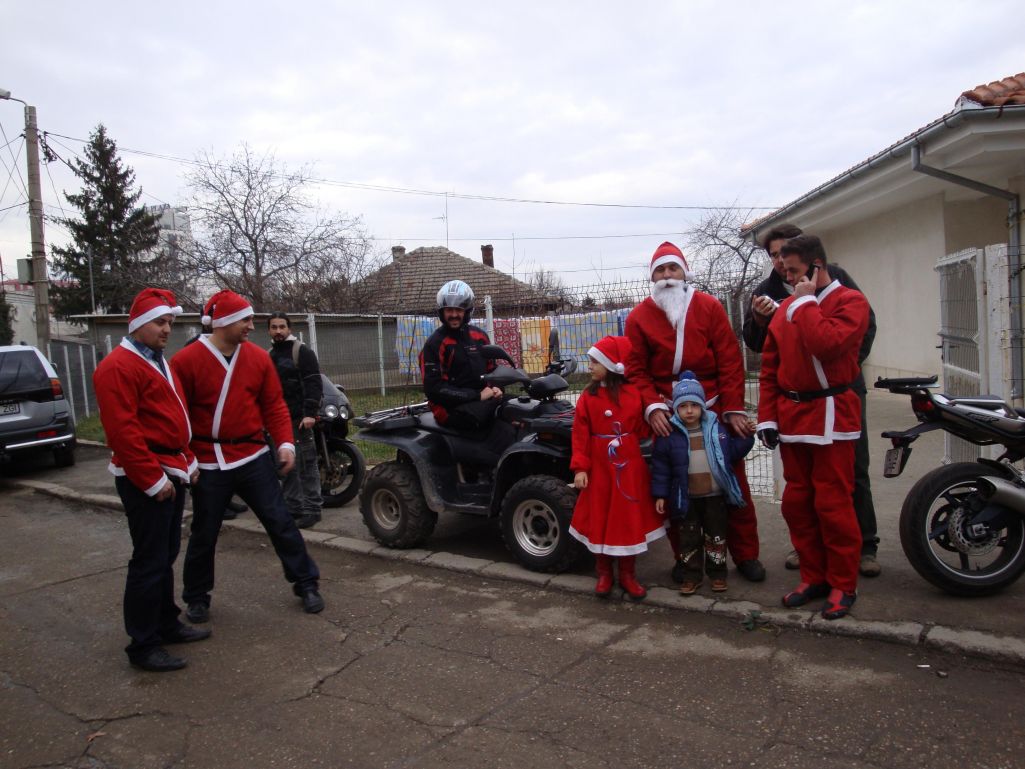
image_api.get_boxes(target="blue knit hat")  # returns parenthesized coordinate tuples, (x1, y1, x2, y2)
(672, 371, 706, 411)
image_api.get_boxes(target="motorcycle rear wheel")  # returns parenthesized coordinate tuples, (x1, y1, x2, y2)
(899, 462, 1025, 596)
(320, 439, 367, 508)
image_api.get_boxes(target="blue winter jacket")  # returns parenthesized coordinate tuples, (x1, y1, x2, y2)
(650, 411, 755, 520)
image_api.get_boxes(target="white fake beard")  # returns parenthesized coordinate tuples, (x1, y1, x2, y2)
(650, 278, 689, 328)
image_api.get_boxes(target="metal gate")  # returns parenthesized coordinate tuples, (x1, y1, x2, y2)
(935, 248, 985, 463)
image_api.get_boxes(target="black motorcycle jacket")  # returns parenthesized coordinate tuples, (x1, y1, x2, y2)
(419, 323, 495, 423)
(269, 338, 324, 420)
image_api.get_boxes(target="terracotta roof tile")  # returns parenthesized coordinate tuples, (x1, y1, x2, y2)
(960, 72, 1025, 107)
(359, 245, 559, 315)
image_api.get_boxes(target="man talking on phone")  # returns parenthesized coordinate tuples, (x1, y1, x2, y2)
(743, 224, 881, 578)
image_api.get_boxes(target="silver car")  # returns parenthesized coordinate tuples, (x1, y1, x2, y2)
(0, 345, 77, 467)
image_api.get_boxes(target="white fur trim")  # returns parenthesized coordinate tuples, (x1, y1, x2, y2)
(644, 402, 670, 421)
(587, 346, 624, 375)
(201, 315, 212, 326)
(786, 294, 817, 322)
(128, 304, 182, 333)
(650, 253, 686, 277)
(211, 305, 254, 328)
(569, 524, 667, 555)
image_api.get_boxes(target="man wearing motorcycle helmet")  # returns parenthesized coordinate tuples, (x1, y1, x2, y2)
(419, 280, 502, 431)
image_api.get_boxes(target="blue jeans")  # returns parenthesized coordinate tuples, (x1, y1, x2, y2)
(282, 424, 322, 517)
(182, 452, 319, 606)
(116, 476, 186, 660)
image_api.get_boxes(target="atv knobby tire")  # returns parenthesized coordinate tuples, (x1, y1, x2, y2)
(501, 474, 583, 573)
(360, 461, 436, 548)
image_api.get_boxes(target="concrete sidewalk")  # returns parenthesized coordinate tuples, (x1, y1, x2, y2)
(3, 389, 1024, 663)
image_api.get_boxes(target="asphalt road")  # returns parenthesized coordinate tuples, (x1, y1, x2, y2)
(2, 489, 1024, 769)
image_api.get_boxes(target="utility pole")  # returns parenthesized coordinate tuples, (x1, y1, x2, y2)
(0, 89, 49, 348)
(24, 105, 50, 348)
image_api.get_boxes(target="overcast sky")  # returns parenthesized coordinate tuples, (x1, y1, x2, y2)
(1, 1, 1022, 291)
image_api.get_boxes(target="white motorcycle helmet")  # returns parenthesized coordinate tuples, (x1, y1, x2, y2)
(436, 280, 475, 324)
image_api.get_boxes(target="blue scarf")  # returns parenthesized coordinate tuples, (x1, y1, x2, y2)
(670, 411, 745, 507)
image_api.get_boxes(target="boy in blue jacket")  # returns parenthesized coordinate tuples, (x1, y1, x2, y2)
(651, 371, 755, 595)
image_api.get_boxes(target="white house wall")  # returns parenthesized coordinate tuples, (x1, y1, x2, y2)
(817, 195, 946, 382)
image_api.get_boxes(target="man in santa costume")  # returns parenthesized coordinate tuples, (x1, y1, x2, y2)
(625, 242, 764, 583)
(172, 289, 324, 622)
(93, 288, 207, 672)
(756, 235, 870, 620)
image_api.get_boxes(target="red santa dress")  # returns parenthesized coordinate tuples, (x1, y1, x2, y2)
(94, 337, 197, 495)
(625, 288, 760, 563)
(757, 280, 870, 592)
(170, 336, 294, 470)
(569, 383, 665, 555)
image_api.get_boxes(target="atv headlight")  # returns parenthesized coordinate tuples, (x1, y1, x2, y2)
(324, 404, 340, 419)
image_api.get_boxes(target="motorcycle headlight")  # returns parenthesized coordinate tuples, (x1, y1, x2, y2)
(324, 404, 340, 420)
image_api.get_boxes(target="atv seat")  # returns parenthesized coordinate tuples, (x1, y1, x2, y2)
(417, 411, 516, 467)
(415, 411, 466, 437)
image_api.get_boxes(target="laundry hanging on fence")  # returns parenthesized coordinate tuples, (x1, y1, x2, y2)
(491, 319, 523, 367)
(519, 317, 551, 374)
(395, 315, 438, 377)
(557, 311, 621, 364)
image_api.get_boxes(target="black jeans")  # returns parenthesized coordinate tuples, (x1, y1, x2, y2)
(182, 452, 320, 607)
(116, 476, 186, 661)
(854, 388, 879, 555)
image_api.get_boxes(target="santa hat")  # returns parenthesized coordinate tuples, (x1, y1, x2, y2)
(587, 335, 627, 376)
(128, 288, 182, 333)
(672, 370, 706, 411)
(650, 241, 696, 281)
(201, 289, 254, 328)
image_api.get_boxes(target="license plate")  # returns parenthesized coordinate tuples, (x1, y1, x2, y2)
(883, 446, 907, 478)
(0, 402, 19, 415)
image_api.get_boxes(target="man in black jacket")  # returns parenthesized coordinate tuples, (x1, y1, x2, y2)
(268, 313, 324, 529)
(743, 224, 882, 577)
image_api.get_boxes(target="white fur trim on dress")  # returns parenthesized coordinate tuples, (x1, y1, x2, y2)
(128, 304, 182, 333)
(588, 346, 625, 375)
(569, 524, 667, 556)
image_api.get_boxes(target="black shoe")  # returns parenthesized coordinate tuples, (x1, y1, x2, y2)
(782, 581, 831, 608)
(670, 557, 686, 584)
(185, 602, 209, 624)
(295, 513, 321, 529)
(736, 559, 766, 582)
(162, 624, 212, 644)
(300, 587, 325, 614)
(130, 647, 186, 672)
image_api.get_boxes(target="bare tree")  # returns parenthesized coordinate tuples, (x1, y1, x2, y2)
(684, 207, 767, 332)
(182, 145, 373, 311)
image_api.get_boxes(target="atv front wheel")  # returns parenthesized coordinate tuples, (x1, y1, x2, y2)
(360, 461, 437, 548)
(500, 475, 583, 573)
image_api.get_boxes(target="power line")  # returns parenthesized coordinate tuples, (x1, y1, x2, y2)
(43, 130, 781, 212)
(368, 231, 684, 243)
(0, 121, 29, 200)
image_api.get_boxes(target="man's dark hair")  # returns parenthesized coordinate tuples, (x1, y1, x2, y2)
(780, 234, 827, 265)
(267, 312, 291, 329)
(759, 223, 803, 251)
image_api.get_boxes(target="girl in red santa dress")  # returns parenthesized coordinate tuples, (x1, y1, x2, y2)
(570, 335, 666, 600)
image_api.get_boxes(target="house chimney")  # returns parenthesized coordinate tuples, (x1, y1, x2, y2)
(481, 244, 494, 268)
(391, 245, 406, 261)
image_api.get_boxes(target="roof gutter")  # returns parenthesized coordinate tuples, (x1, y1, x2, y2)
(742, 104, 1025, 240)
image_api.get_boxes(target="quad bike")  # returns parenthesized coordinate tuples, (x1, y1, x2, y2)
(353, 348, 585, 573)
(876, 375, 1025, 596)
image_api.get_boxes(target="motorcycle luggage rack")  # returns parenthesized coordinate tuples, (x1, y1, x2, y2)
(354, 402, 428, 430)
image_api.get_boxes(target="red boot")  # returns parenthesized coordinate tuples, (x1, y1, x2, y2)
(595, 554, 614, 597)
(618, 556, 647, 601)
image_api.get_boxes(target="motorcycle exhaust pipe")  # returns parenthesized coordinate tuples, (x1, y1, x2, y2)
(977, 476, 1025, 515)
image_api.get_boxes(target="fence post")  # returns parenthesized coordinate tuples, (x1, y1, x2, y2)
(78, 344, 89, 417)
(104, 335, 112, 355)
(62, 344, 76, 423)
(306, 313, 318, 355)
(377, 313, 386, 396)
(484, 294, 494, 339)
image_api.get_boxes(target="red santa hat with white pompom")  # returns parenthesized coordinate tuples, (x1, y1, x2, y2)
(201, 289, 254, 328)
(650, 241, 695, 281)
(587, 335, 629, 376)
(127, 288, 182, 333)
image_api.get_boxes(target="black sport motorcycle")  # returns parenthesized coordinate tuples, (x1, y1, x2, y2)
(876, 376, 1025, 596)
(316, 375, 367, 508)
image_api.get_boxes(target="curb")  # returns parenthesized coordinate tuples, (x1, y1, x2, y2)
(9, 477, 1025, 667)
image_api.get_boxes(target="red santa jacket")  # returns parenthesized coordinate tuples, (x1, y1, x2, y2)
(171, 336, 294, 470)
(93, 338, 197, 495)
(757, 281, 870, 443)
(625, 289, 746, 421)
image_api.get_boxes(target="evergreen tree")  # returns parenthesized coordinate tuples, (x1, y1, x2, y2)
(50, 124, 160, 317)
(0, 294, 14, 344)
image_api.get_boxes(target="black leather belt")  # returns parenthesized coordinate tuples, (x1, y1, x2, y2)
(148, 443, 185, 456)
(783, 384, 850, 402)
